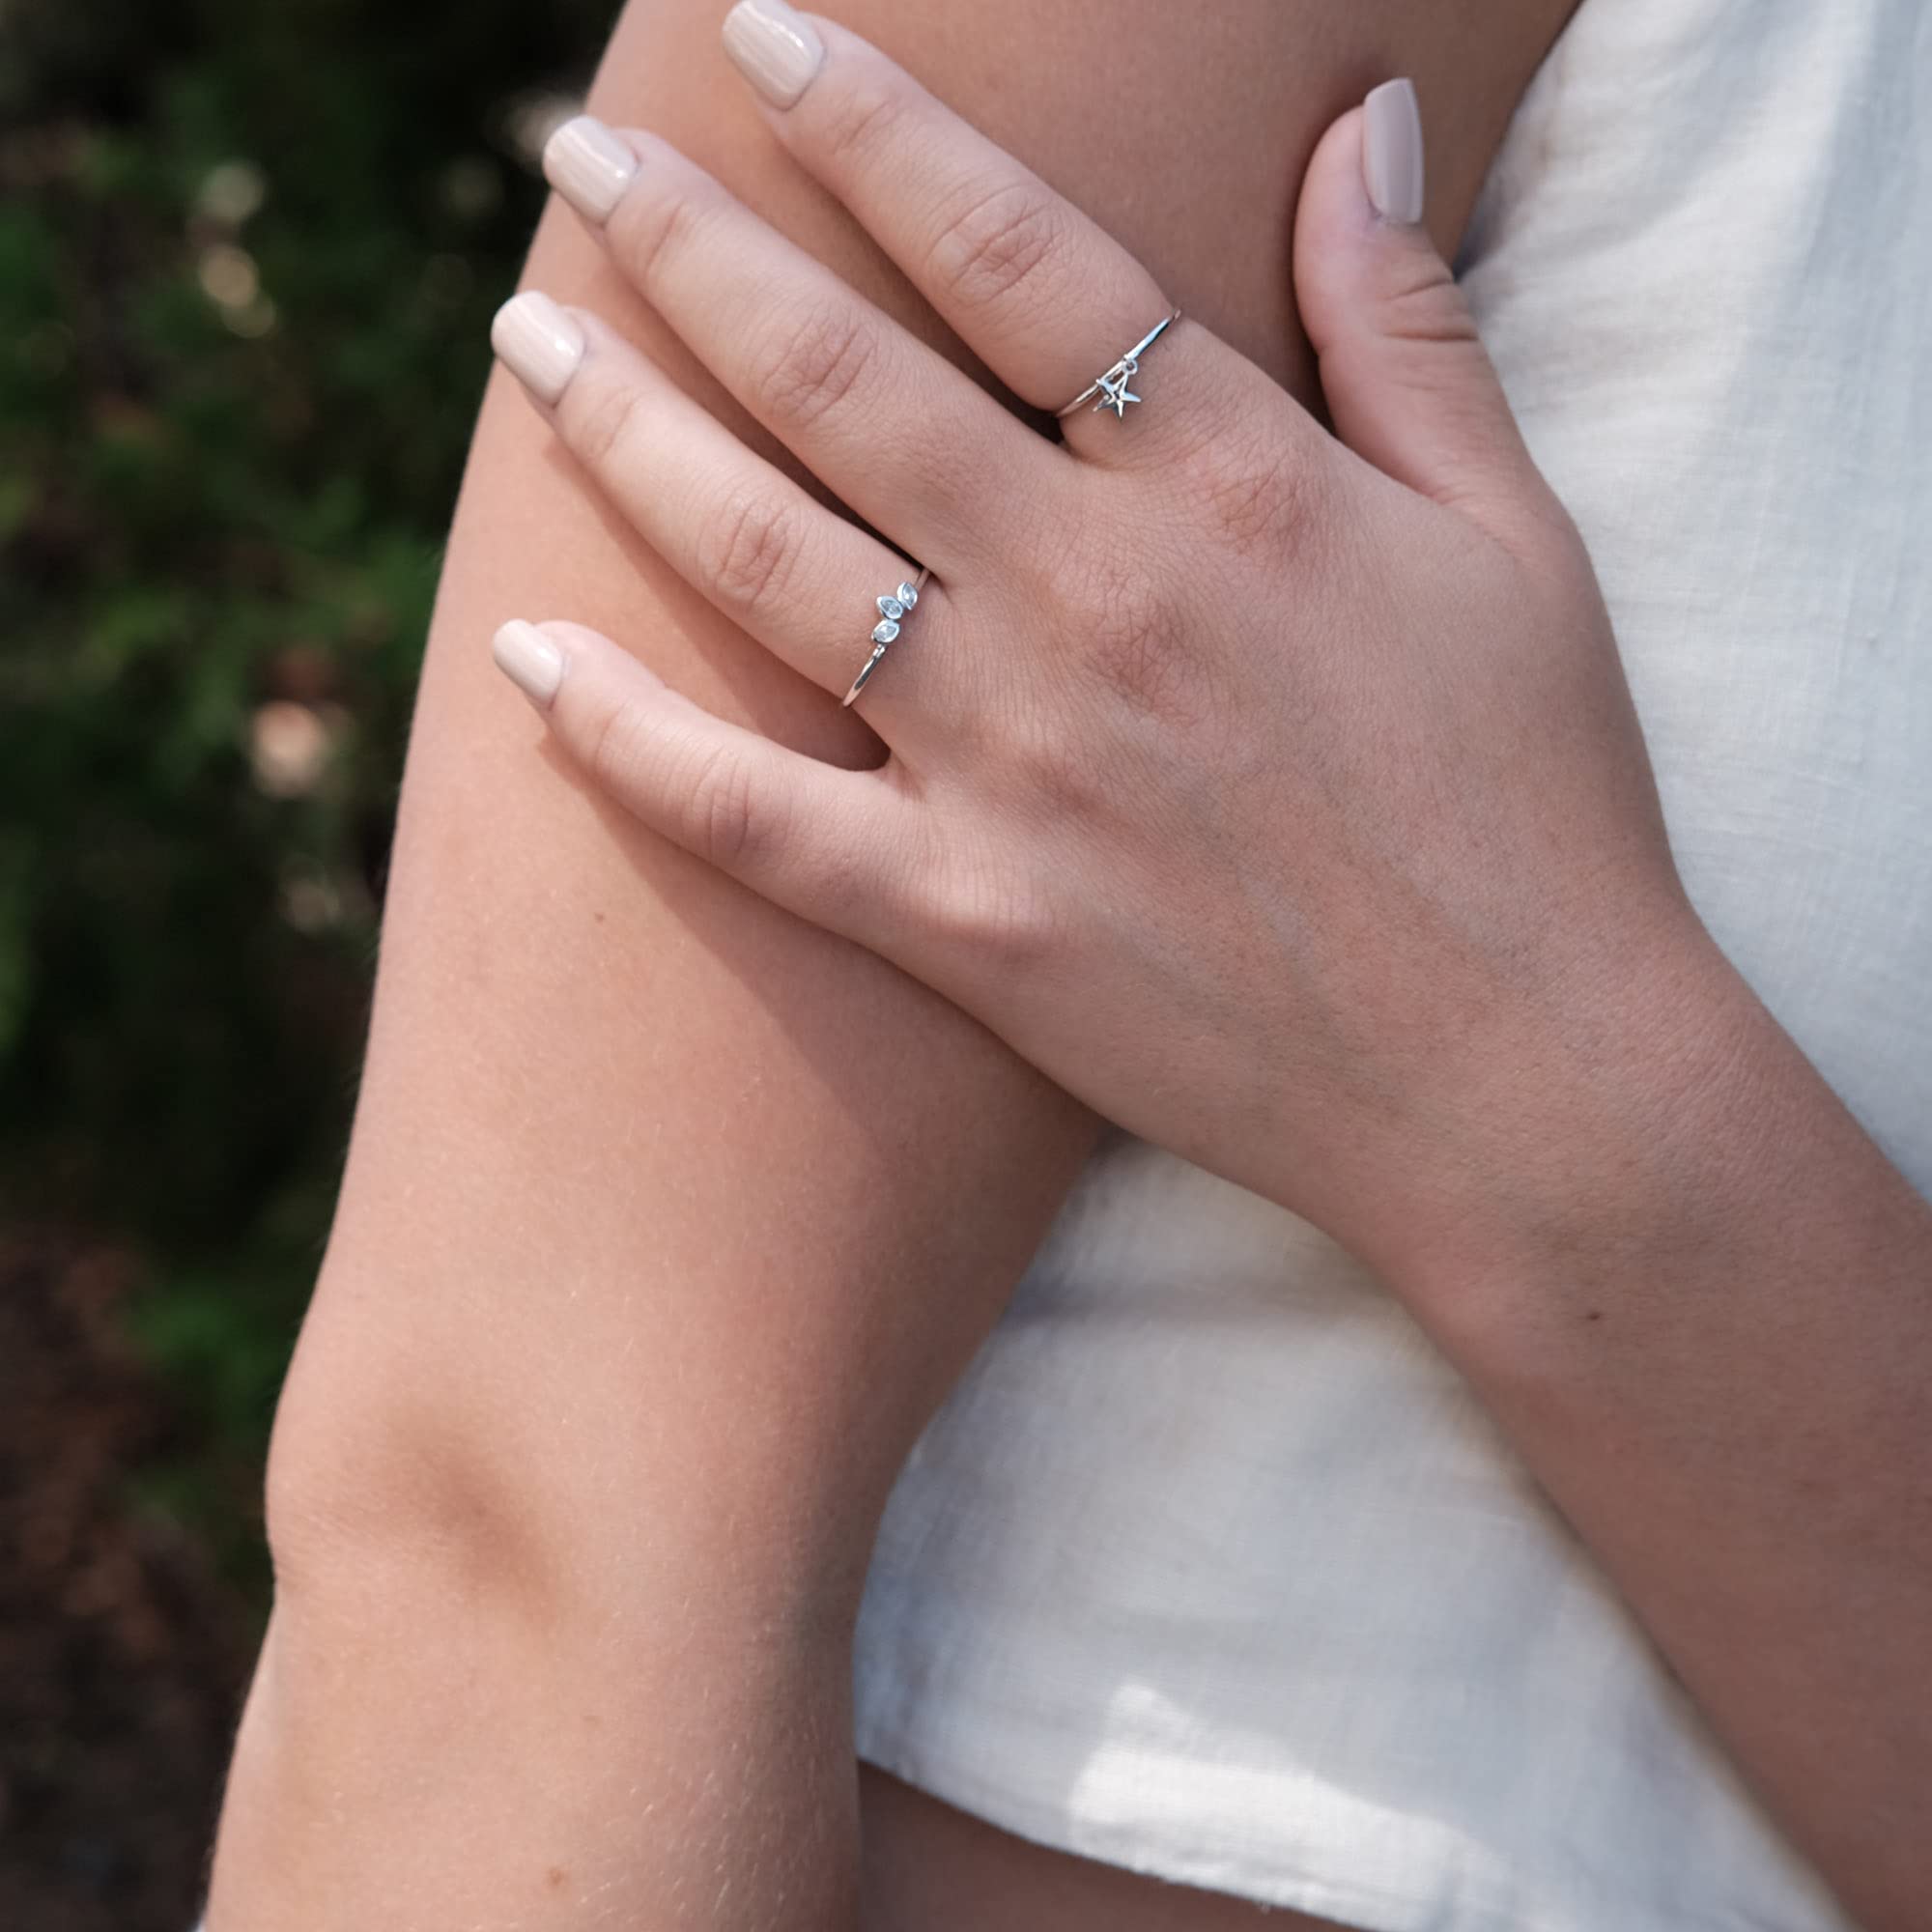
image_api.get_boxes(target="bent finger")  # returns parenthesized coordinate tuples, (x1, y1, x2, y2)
(491, 617, 928, 952)
(1294, 84, 1565, 552)
(711, 5, 1238, 463)
(535, 116, 1047, 567)
(490, 298, 954, 734)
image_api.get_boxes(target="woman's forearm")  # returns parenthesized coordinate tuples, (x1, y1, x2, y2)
(1397, 929, 1932, 1932)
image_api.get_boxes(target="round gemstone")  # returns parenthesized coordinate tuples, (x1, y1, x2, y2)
(877, 594, 904, 621)
(872, 618, 900, 644)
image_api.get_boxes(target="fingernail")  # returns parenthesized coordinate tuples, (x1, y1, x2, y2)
(723, 0, 825, 108)
(1363, 78, 1426, 224)
(543, 114, 639, 224)
(490, 291, 584, 406)
(493, 620, 566, 707)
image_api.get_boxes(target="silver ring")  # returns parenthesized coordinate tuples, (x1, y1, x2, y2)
(1056, 309, 1182, 420)
(841, 565, 931, 709)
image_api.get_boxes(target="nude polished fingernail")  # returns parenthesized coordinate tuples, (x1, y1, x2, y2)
(493, 620, 566, 707)
(723, 0, 825, 108)
(490, 291, 584, 406)
(543, 114, 639, 224)
(1363, 78, 1426, 224)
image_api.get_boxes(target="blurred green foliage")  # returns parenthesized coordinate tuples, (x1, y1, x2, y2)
(1, 0, 615, 1575)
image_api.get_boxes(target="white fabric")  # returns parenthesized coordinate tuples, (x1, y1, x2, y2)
(851, 0, 1932, 1925)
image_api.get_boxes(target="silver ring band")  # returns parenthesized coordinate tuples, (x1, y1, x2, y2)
(841, 565, 932, 709)
(1056, 309, 1182, 420)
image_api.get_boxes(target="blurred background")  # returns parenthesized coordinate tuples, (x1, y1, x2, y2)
(1, 0, 617, 1921)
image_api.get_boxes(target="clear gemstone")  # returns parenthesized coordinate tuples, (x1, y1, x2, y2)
(871, 618, 899, 644)
(896, 580, 919, 609)
(876, 594, 904, 621)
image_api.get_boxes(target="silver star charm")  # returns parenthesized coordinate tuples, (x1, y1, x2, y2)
(1093, 369, 1141, 418)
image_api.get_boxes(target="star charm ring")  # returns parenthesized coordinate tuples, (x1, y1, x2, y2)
(1057, 310, 1181, 421)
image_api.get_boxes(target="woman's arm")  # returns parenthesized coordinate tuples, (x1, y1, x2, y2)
(205, 3, 1573, 1925)
(497, 46, 1932, 1928)
(1412, 937, 1932, 1932)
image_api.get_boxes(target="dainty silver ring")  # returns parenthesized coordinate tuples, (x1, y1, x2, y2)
(841, 565, 932, 709)
(1056, 309, 1182, 421)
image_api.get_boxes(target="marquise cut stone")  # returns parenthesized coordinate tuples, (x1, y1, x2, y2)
(896, 580, 919, 609)
(872, 618, 900, 644)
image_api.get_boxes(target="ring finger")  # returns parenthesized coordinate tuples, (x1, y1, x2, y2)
(489, 300, 956, 733)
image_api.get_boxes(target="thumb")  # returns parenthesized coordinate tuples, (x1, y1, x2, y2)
(1294, 81, 1557, 546)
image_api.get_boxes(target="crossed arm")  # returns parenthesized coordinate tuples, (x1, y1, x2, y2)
(205, 2, 1585, 1925)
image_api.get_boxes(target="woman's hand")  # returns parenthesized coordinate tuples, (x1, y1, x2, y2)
(475, 20, 1932, 1924)
(487, 2, 1717, 1290)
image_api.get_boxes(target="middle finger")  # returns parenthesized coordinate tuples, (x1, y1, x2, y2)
(542, 124, 1054, 574)
(716, 6, 1242, 463)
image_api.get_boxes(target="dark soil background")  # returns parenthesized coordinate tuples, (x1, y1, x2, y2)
(2, 1238, 255, 1932)
(2, 0, 614, 1921)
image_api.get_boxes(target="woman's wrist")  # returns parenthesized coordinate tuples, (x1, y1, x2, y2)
(1352, 906, 1785, 1318)
(1364, 922, 1932, 1932)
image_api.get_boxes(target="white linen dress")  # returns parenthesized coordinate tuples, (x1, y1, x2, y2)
(850, 1, 1932, 1925)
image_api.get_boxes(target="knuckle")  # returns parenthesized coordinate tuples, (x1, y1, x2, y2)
(582, 687, 656, 801)
(683, 736, 768, 873)
(1180, 417, 1318, 561)
(747, 298, 883, 436)
(696, 486, 805, 621)
(1018, 732, 1100, 820)
(923, 177, 1068, 321)
(1371, 249, 1480, 349)
(924, 845, 1055, 969)
(622, 184, 713, 299)
(1075, 558, 1189, 723)
(994, 666, 1107, 816)
(571, 375, 651, 471)
(814, 75, 914, 173)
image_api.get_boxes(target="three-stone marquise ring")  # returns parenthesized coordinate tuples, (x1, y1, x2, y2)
(841, 567, 933, 709)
